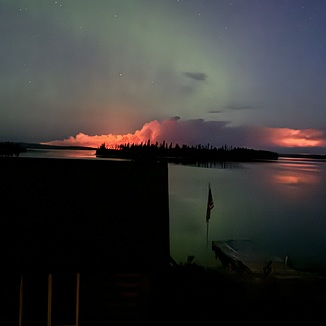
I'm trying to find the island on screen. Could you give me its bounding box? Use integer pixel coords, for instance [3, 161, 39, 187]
[96, 141, 279, 163]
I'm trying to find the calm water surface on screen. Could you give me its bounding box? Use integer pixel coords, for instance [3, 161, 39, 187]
[21, 149, 326, 272]
[168, 157, 326, 272]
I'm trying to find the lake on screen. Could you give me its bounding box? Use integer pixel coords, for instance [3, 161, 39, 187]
[168, 157, 326, 272]
[20, 149, 326, 272]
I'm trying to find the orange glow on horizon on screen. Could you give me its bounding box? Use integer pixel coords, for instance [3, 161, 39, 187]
[267, 128, 326, 148]
[43, 120, 163, 149]
[43, 119, 326, 153]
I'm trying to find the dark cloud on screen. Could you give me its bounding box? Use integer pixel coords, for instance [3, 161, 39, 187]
[183, 72, 207, 81]
[158, 118, 247, 148]
[208, 110, 223, 114]
[169, 116, 181, 121]
[225, 105, 255, 111]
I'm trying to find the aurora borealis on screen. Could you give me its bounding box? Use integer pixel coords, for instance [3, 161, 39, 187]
[1, 0, 326, 154]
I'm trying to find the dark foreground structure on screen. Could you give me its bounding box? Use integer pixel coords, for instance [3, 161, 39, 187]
[0, 157, 170, 325]
[1, 157, 326, 326]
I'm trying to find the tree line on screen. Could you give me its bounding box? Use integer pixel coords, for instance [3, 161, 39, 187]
[0, 142, 26, 157]
[96, 140, 279, 162]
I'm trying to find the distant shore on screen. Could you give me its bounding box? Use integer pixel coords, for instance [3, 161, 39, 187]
[2, 141, 325, 161]
[95, 141, 280, 162]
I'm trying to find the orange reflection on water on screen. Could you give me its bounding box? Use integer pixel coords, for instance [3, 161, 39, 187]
[273, 173, 318, 185]
[272, 158, 320, 186]
[270, 158, 321, 201]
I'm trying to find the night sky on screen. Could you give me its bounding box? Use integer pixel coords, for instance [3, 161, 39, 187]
[1, 0, 326, 154]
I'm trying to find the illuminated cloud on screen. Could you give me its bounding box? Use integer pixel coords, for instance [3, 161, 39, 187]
[44, 118, 326, 154]
[267, 128, 326, 148]
[45, 120, 162, 149]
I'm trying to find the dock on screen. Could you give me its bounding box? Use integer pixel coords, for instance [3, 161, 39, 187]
[212, 240, 305, 277]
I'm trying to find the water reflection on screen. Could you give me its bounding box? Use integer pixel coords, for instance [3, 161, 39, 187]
[21, 149, 97, 159]
[168, 158, 326, 272]
[273, 174, 319, 185]
[272, 158, 320, 185]
[268, 158, 322, 203]
[278, 157, 322, 172]
[191, 161, 243, 169]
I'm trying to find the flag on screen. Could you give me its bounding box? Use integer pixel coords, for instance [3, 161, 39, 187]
[206, 183, 214, 222]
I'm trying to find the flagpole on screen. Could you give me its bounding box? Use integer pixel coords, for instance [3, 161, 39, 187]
[206, 219, 209, 248]
[206, 182, 214, 249]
